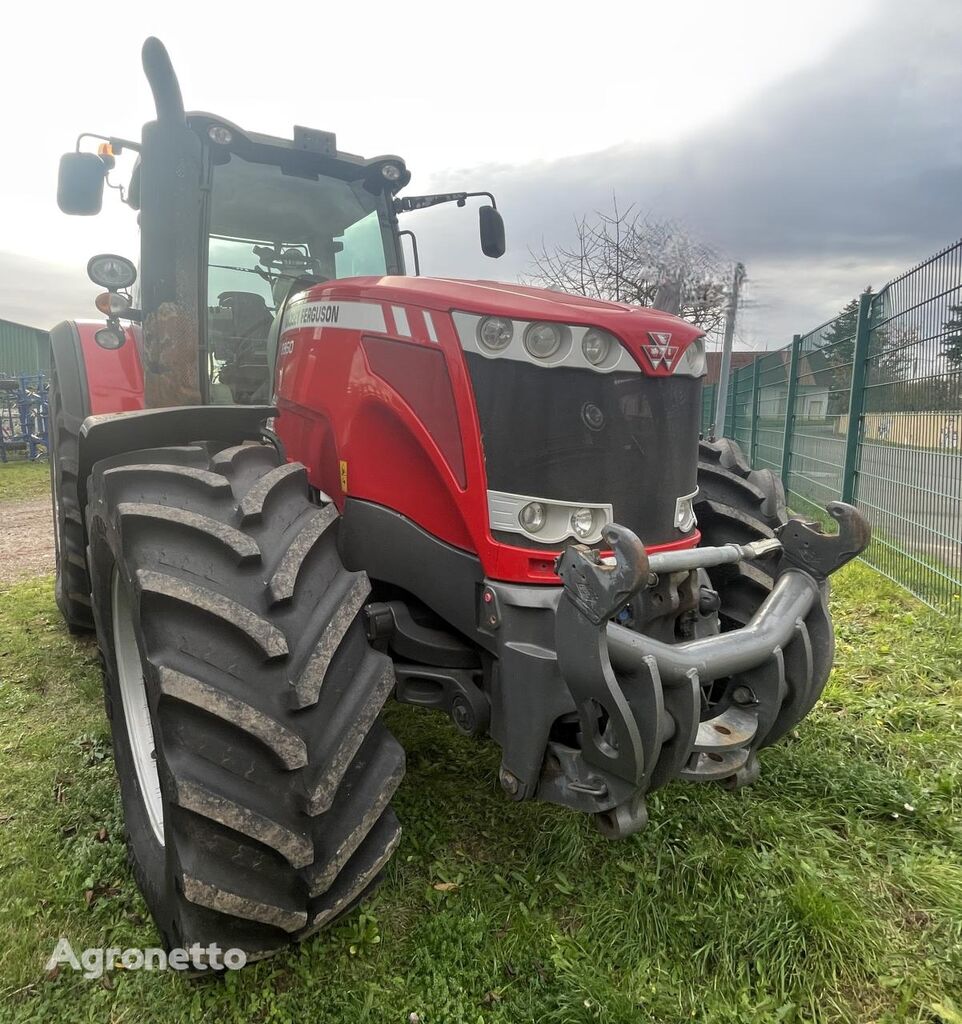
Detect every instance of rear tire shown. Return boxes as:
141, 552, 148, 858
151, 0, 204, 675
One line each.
49, 365, 94, 632
87, 442, 404, 962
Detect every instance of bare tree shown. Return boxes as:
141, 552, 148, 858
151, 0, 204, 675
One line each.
525, 197, 729, 332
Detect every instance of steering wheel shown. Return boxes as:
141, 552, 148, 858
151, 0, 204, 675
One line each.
252, 244, 321, 279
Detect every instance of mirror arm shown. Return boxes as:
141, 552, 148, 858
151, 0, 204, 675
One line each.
394, 190, 499, 214
75, 132, 141, 154
463, 190, 498, 210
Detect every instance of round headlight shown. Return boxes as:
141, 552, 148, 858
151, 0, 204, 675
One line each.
86, 253, 137, 290
582, 328, 615, 366
519, 501, 546, 533
381, 162, 403, 181
677, 336, 707, 377
207, 124, 234, 145
477, 316, 513, 352
523, 322, 564, 360
95, 326, 126, 350
570, 507, 595, 540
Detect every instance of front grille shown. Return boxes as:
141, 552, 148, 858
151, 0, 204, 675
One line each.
465, 355, 702, 547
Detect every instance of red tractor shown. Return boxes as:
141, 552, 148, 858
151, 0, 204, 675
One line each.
52, 38, 869, 963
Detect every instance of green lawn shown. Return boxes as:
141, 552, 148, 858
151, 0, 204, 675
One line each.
0, 461, 50, 504
0, 566, 960, 1023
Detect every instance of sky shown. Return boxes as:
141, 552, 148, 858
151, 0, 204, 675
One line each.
1, 0, 959, 349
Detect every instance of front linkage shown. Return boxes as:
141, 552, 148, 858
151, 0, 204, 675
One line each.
554, 503, 871, 837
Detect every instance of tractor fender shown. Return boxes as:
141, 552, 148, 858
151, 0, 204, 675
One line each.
50, 320, 146, 419
48, 321, 94, 437
76, 404, 277, 514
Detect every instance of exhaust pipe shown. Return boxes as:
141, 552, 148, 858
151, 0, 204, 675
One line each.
142, 37, 186, 124
137, 37, 205, 409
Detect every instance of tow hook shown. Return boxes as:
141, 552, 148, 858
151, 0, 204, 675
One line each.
776, 501, 872, 580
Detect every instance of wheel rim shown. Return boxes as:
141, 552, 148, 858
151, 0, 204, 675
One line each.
112, 568, 165, 845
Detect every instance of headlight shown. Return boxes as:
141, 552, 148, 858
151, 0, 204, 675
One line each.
673, 336, 707, 377
488, 490, 612, 544
519, 501, 546, 533
477, 316, 514, 352
582, 328, 615, 367
674, 489, 698, 532
207, 124, 234, 145
570, 507, 595, 539
523, 322, 567, 360
95, 326, 126, 350
453, 312, 632, 374
87, 253, 137, 290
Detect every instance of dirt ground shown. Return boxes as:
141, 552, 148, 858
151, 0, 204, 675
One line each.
1, 498, 56, 585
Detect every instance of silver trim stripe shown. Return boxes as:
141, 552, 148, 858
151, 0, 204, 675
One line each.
424, 311, 439, 343
392, 305, 410, 336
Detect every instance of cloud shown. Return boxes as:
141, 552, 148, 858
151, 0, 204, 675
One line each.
3, 0, 958, 347
0, 252, 99, 331
411, 0, 962, 346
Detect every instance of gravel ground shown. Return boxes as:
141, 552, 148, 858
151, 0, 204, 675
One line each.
1, 498, 55, 585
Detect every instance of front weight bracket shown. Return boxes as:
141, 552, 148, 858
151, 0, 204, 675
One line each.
555, 525, 654, 788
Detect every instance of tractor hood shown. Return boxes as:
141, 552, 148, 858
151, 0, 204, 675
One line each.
301, 275, 705, 375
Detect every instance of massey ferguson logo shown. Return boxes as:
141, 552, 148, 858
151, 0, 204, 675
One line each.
642, 331, 678, 369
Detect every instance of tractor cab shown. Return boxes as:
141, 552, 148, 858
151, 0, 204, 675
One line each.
57, 43, 504, 409
189, 114, 408, 405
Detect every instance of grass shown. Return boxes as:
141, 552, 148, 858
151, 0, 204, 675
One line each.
0, 568, 960, 1023
0, 461, 50, 504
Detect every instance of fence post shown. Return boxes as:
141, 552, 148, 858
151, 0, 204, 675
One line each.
841, 291, 873, 504
725, 371, 736, 438
749, 355, 762, 466
780, 334, 802, 493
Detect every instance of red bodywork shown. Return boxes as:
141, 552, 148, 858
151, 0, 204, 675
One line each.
75, 278, 704, 585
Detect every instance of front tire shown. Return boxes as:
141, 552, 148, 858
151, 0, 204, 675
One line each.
695, 438, 833, 750
695, 437, 789, 625
87, 442, 404, 961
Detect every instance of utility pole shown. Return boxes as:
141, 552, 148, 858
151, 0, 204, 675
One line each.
713, 262, 745, 439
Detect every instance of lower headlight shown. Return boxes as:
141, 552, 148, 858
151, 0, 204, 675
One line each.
570, 507, 595, 539
674, 490, 698, 532
519, 501, 546, 533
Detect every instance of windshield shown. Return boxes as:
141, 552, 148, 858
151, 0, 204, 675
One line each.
205, 150, 397, 403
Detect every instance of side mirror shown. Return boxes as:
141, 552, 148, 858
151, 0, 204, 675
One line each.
479, 205, 505, 259
57, 152, 107, 215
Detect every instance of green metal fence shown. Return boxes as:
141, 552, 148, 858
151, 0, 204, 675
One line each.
701, 238, 962, 621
